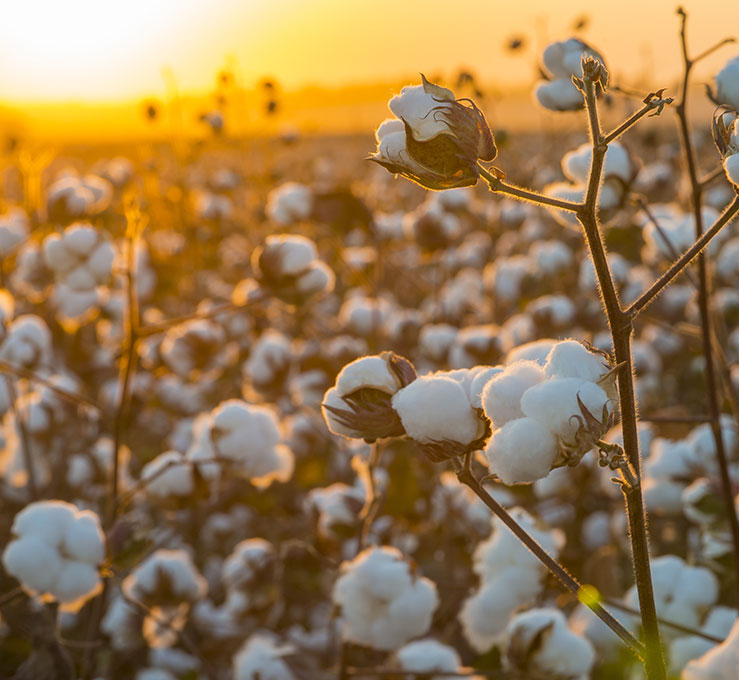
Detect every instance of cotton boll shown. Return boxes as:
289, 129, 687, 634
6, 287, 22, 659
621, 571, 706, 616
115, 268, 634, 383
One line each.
265, 183, 313, 225
62, 511, 106, 564
141, 451, 194, 500
2, 535, 62, 592
535, 79, 585, 111
505, 339, 557, 365
395, 639, 464, 679
392, 375, 482, 446
481, 360, 546, 428
333, 546, 438, 650
520, 378, 611, 444
389, 84, 453, 141
683, 618, 739, 680
12, 500, 76, 547
467, 366, 504, 410
485, 417, 559, 484
459, 578, 527, 652
715, 56, 739, 109
544, 339, 610, 384
233, 634, 297, 680
723, 153, 739, 186
54, 561, 102, 604
335, 355, 400, 397
504, 608, 595, 679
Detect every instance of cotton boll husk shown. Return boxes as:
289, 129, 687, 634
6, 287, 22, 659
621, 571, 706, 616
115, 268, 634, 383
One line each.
485, 417, 559, 484
520, 377, 611, 443
481, 360, 546, 428
335, 355, 399, 396
2, 536, 62, 592
544, 339, 610, 384
392, 375, 482, 445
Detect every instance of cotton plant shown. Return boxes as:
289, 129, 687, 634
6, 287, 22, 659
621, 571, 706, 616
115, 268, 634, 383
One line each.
2, 500, 105, 611
46, 171, 113, 222
712, 107, 739, 187
332, 545, 439, 650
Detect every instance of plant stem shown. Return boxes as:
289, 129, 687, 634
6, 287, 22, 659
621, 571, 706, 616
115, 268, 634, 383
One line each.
603, 92, 673, 144
579, 76, 666, 680
454, 459, 644, 659
674, 7, 739, 601
477, 165, 581, 212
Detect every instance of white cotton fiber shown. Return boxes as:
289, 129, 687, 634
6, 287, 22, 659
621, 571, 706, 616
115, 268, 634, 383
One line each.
484, 417, 559, 484
481, 360, 546, 428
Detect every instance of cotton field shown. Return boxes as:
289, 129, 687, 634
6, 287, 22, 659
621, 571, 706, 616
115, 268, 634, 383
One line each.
1, 5, 739, 680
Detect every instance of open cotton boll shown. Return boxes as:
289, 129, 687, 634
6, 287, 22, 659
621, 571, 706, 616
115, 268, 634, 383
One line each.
392, 375, 482, 446
683, 618, 739, 680
123, 549, 207, 605
484, 417, 559, 484
481, 360, 546, 428
467, 366, 504, 410
715, 55, 739, 109
562, 141, 634, 184
543, 182, 584, 228
669, 607, 738, 674
265, 182, 313, 225
395, 639, 465, 680
233, 634, 297, 680
335, 355, 401, 397
520, 378, 611, 444
388, 84, 453, 142
723, 153, 739, 186
333, 546, 438, 650
535, 78, 585, 111
141, 451, 194, 500
505, 339, 557, 366
504, 608, 595, 679
544, 339, 611, 384
2, 500, 105, 610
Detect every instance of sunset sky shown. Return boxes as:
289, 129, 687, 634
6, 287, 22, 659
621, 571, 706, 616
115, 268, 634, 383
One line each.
0, 0, 737, 101
0, 0, 736, 140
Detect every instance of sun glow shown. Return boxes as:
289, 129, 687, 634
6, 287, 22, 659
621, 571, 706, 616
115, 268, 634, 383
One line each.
0, 0, 216, 101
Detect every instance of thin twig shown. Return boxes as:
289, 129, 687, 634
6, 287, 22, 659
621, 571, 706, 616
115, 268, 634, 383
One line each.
603, 91, 674, 144
478, 165, 582, 212
454, 457, 645, 659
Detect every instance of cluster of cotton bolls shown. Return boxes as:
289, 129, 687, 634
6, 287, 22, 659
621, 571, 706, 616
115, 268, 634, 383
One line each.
42, 222, 115, 320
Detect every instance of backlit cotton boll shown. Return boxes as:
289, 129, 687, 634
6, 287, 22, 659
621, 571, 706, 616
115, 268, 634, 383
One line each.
392, 373, 488, 461
332, 546, 439, 650
0, 314, 53, 369
712, 108, 739, 187
233, 634, 298, 680
625, 555, 719, 634
265, 182, 313, 225
0, 207, 29, 255
322, 352, 417, 442
2, 500, 105, 611
504, 608, 595, 679
252, 234, 334, 302
683, 617, 739, 680
535, 38, 606, 111
714, 56, 739, 110
370, 75, 496, 190
395, 639, 476, 680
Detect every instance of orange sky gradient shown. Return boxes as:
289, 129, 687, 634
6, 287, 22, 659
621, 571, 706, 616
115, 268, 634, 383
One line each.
0, 0, 737, 139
